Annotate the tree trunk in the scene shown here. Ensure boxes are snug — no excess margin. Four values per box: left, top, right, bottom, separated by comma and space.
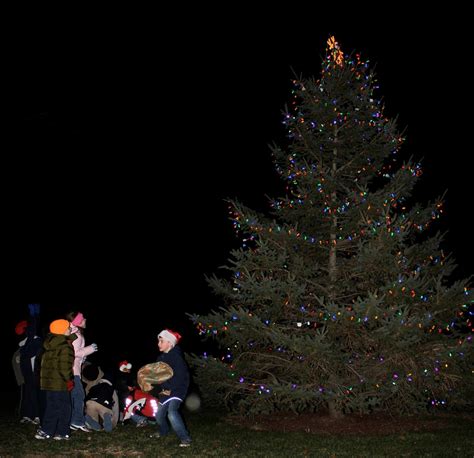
328, 399, 344, 419
327, 127, 343, 420
328, 126, 338, 301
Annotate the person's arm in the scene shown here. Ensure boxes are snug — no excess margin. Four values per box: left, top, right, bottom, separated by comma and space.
149, 384, 165, 397
27, 303, 40, 337
59, 345, 75, 385
74, 343, 97, 358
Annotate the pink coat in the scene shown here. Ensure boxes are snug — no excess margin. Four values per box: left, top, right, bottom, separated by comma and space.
71, 325, 96, 376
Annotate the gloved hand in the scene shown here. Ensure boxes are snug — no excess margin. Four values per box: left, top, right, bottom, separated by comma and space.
91, 343, 98, 352
28, 303, 40, 316
66, 380, 74, 391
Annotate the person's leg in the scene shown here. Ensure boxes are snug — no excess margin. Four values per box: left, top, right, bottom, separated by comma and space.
85, 414, 102, 431
103, 412, 113, 432
85, 401, 102, 430
39, 390, 70, 437
19, 383, 28, 420
21, 373, 36, 420
96, 404, 114, 432
38, 389, 46, 424
38, 391, 57, 436
23, 372, 41, 420
70, 375, 86, 426
86, 400, 101, 422
31, 377, 41, 421
131, 413, 147, 426
166, 399, 191, 443
56, 391, 72, 437
153, 402, 170, 437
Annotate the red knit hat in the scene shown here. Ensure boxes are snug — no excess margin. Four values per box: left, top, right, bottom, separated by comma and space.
15, 320, 28, 336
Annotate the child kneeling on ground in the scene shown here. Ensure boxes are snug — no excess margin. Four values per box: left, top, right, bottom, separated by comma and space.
82, 364, 119, 432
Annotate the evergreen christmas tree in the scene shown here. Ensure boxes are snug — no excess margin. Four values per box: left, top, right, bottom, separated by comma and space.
189, 37, 473, 417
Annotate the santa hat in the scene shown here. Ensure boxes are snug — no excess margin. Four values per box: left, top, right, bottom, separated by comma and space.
15, 320, 28, 336
119, 360, 132, 372
158, 329, 182, 346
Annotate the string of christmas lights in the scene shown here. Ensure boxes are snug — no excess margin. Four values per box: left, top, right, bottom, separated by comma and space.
191, 36, 473, 415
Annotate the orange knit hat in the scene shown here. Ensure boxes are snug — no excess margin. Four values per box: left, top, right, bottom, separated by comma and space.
50, 319, 70, 335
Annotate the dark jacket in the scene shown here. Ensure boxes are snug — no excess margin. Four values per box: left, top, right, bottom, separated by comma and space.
40, 333, 76, 391
86, 381, 115, 408
151, 346, 189, 403
19, 316, 43, 380
83, 365, 119, 426
115, 370, 135, 402
19, 336, 43, 383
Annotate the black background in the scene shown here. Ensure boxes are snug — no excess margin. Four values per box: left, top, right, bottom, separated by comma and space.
3, 13, 472, 392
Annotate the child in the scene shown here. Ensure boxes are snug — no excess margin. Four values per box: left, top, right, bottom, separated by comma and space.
82, 364, 119, 432
149, 329, 191, 447
116, 360, 134, 408
66, 311, 98, 432
18, 304, 43, 425
35, 319, 75, 440
12, 321, 26, 388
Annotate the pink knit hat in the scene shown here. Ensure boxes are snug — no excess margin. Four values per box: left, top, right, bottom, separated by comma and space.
71, 312, 84, 327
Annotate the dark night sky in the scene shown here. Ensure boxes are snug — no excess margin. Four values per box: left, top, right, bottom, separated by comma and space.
3, 16, 472, 391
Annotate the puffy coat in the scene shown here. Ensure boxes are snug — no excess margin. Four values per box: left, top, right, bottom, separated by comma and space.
40, 333, 75, 391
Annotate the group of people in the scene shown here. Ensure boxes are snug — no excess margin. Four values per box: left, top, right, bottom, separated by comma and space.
13, 304, 192, 447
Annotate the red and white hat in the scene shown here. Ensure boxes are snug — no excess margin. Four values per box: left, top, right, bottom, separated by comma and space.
119, 360, 132, 372
158, 329, 182, 346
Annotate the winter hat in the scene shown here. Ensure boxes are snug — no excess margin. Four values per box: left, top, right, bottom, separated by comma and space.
15, 320, 28, 336
71, 312, 84, 327
158, 329, 182, 346
50, 319, 70, 335
119, 360, 132, 372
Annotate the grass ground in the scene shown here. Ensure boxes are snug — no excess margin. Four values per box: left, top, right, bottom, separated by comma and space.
0, 408, 473, 457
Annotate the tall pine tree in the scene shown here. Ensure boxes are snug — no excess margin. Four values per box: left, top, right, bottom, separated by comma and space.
189, 37, 473, 417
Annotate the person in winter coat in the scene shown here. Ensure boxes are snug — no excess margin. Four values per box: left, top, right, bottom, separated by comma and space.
82, 363, 119, 432
14, 304, 43, 424
149, 329, 191, 447
116, 360, 135, 413
35, 319, 75, 441
66, 311, 98, 432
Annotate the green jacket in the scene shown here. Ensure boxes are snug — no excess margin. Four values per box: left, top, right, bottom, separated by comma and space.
40, 333, 76, 391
